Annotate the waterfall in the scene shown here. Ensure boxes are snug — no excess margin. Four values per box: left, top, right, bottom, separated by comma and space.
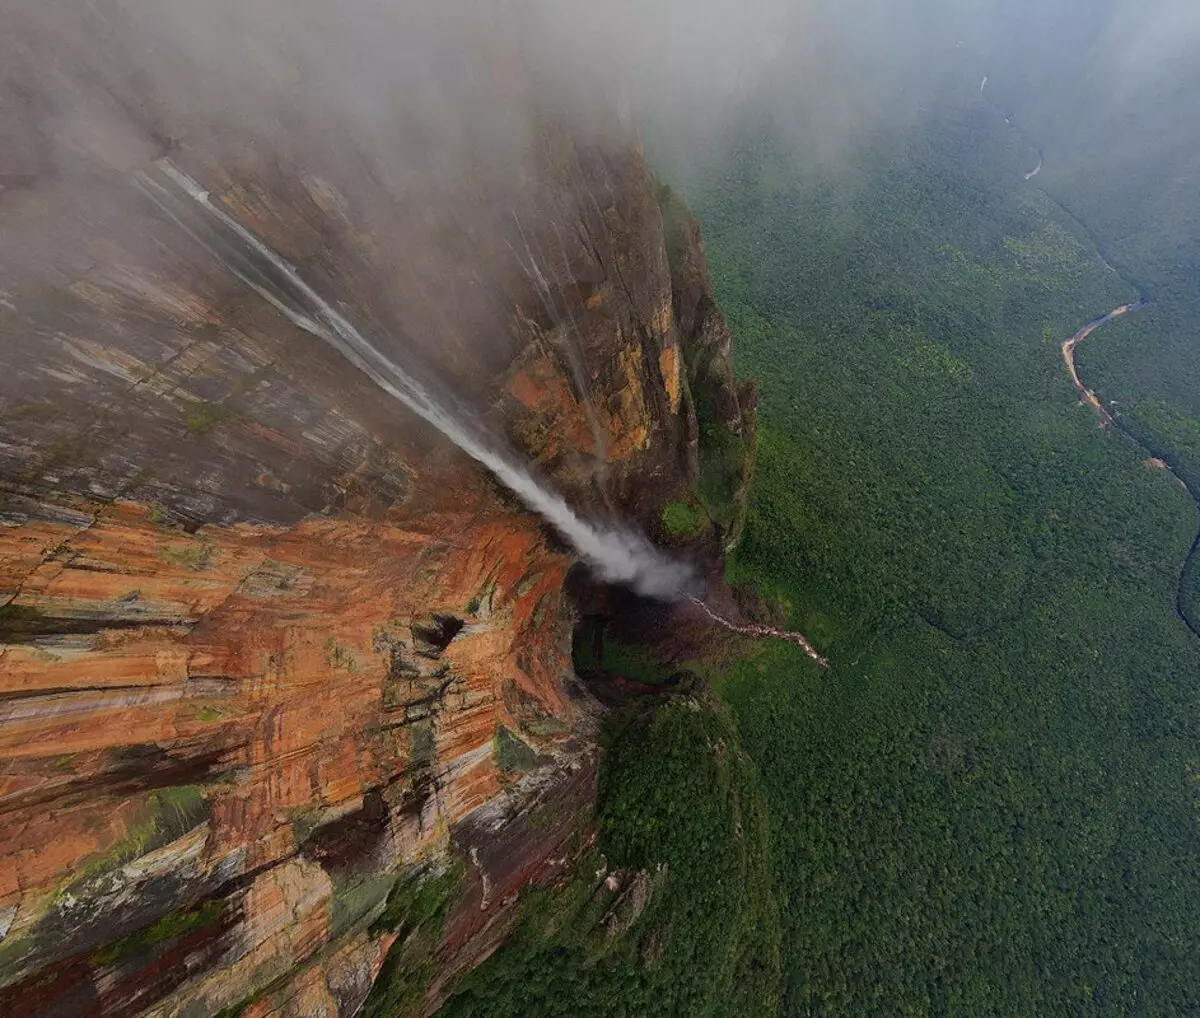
137, 161, 694, 599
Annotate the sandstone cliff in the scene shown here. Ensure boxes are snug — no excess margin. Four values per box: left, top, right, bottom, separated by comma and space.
0, 78, 752, 1016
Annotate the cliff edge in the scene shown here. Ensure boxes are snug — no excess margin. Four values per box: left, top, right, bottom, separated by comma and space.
0, 96, 751, 1016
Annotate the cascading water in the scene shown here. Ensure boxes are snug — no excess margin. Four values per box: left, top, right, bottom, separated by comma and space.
136, 160, 694, 600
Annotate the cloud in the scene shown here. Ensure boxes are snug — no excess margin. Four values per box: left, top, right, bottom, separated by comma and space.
6, 0, 1199, 184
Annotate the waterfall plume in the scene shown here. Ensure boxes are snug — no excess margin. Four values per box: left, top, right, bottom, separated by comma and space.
138, 160, 694, 600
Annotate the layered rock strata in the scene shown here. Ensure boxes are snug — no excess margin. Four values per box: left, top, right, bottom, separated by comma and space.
0, 28, 751, 1014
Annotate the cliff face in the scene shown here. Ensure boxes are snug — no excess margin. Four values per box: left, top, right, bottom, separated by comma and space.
0, 95, 750, 1016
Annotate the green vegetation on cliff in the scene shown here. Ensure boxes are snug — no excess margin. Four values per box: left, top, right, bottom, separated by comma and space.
89, 899, 225, 968
438, 693, 780, 1018
361, 866, 462, 1018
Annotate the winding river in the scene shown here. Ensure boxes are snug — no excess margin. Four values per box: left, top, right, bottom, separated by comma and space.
687, 596, 830, 667
1060, 300, 1147, 428
977, 76, 1200, 642
1062, 301, 1200, 641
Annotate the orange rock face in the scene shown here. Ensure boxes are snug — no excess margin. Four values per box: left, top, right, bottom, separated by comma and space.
0, 476, 596, 1009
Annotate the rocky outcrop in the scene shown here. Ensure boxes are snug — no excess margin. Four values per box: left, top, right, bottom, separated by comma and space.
0, 64, 749, 1016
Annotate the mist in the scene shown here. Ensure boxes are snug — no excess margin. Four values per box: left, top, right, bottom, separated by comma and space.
5, 0, 1199, 210
5, 0, 1197, 307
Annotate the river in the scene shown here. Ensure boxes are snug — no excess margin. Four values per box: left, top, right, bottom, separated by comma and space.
1062, 301, 1200, 641
977, 75, 1200, 639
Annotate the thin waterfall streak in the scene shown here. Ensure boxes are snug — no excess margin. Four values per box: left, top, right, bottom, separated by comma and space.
505, 236, 557, 315
566, 144, 606, 229
509, 211, 551, 294
564, 148, 625, 299
152, 160, 691, 599
566, 143, 616, 256
519, 210, 607, 467
547, 217, 612, 498
505, 234, 584, 386
134, 174, 327, 338
509, 211, 610, 485
525, 218, 606, 466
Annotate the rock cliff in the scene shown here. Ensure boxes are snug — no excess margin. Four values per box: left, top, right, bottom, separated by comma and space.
0, 67, 752, 1016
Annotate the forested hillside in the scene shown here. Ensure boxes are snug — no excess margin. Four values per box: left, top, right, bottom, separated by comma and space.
685, 87, 1200, 1014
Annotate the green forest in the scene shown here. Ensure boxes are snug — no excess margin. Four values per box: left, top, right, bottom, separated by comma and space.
441, 61, 1200, 1018
693, 90, 1200, 1013
438, 693, 780, 1017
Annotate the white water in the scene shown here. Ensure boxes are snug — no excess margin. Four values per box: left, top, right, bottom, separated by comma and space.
146, 161, 693, 599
